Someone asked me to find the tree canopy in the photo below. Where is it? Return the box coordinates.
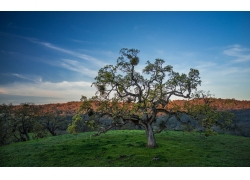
[0,102,69,145]
[68,48,233,148]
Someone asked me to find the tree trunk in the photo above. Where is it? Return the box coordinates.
[47,128,56,136]
[146,124,157,148]
[24,130,30,141]
[21,121,30,141]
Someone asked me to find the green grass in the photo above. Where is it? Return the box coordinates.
[1,130,250,167]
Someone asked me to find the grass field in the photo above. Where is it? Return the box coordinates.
[1,130,250,167]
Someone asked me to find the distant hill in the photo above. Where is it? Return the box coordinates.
[166,98,250,110]
[33,98,250,115]
[37,101,83,115]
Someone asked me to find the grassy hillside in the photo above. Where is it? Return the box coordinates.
[1,130,250,167]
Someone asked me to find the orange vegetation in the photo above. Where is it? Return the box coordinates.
[11,99,250,115]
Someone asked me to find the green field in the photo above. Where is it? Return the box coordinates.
[1,130,250,167]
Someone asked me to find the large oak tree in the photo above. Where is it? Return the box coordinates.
[69,48,233,148]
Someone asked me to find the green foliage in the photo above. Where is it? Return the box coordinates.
[130,57,139,66]
[182,91,235,136]
[67,114,83,134]
[79,99,93,113]
[32,122,48,139]
[0,104,14,145]
[118,48,140,66]
[39,109,68,136]
[85,119,96,130]
[80,95,87,101]
[0,102,71,145]
[9,103,39,142]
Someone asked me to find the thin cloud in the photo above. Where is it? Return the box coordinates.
[0,80,94,104]
[219,66,250,76]
[0,88,7,94]
[4,73,42,83]
[0,50,21,56]
[219,67,241,76]
[2,32,39,42]
[70,39,86,43]
[223,44,250,62]
[195,61,217,70]
[155,49,165,55]
[32,40,106,67]
[0,32,106,67]
[70,38,106,45]
[59,59,98,77]
[196,61,249,79]
[79,49,116,58]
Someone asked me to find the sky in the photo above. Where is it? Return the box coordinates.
[0,11,250,105]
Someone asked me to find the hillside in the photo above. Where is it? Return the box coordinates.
[38,101,82,115]
[15,98,250,115]
[3,98,250,139]
[1,130,250,167]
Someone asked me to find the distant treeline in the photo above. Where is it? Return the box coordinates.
[1,99,250,146]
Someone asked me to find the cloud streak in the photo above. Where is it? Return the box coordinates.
[223,44,250,62]
[70,38,106,45]
[4,73,43,83]
[32,40,106,67]
[0,32,107,67]
[194,61,217,70]
[59,59,97,77]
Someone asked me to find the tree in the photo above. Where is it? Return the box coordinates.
[181,91,234,135]
[0,104,14,145]
[38,106,68,136]
[0,103,42,144]
[68,48,233,148]
[10,103,39,142]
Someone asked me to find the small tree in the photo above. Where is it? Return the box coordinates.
[69,48,233,148]
[38,106,68,136]
[11,103,39,141]
[0,103,42,144]
[32,121,48,139]
[0,104,14,145]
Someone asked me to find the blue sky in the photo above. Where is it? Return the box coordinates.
[0,11,250,104]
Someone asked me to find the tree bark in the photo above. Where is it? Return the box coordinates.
[24,130,30,141]
[145,124,157,148]
[47,127,56,136]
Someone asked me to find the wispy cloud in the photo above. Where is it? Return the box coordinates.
[219,66,250,76]
[195,61,217,70]
[70,39,87,43]
[70,38,105,45]
[0,32,107,67]
[0,50,21,56]
[223,44,250,62]
[59,59,97,77]
[4,73,42,83]
[35,41,106,67]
